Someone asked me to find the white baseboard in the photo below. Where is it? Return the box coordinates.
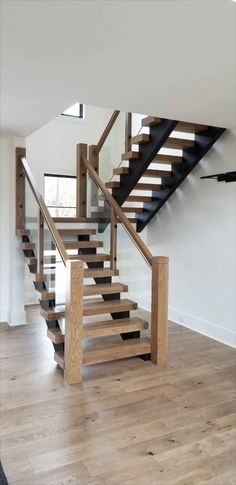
[128,292,236,349]
[7,309,27,326]
[169,307,236,348]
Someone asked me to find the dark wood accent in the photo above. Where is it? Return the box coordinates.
[94,110,120,155]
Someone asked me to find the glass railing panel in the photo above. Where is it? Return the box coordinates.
[99,111,126,184]
[25,177,39,251]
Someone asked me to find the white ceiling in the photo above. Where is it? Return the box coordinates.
[1,0,235,137]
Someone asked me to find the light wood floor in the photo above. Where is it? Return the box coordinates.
[0,306,236,485]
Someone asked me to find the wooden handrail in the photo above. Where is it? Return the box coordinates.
[82,157,153,267]
[94,110,120,155]
[21,157,69,265]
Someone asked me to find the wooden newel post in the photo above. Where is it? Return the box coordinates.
[89,145,99,208]
[37,210,44,274]
[76,143,88,218]
[64,260,84,384]
[16,147,26,232]
[151,256,169,366]
[125,113,132,152]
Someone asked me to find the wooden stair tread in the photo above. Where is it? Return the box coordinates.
[113,167,129,175]
[131,134,150,145]
[58,229,96,236]
[64,241,103,249]
[83,337,151,365]
[41,307,65,321]
[16,229,30,236]
[25,256,37,265]
[143,170,172,178]
[154,154,182,164]
[83,317,148,339]
[69,254,111,262]
[36,289,55,300]
[105,181,120,189]
[121,151,139,161]
[175,121,208,134]
[142,116,162,127]
[164,137,195,150]
[48,317,148,343]
[21,242,35,250]
[47,328,64,344]
[135,183,161,191]
[122,207,143,213]
[53,217,101,223]
[83,283,128,296]
[126,195,153,202]
[83,298,137,316]
[84,268,119,278]
[54,337,151,368]
[41,298,137,320]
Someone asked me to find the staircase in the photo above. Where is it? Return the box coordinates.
[105,116,225,232]
[18,224,150,375]
[16,108,223,385]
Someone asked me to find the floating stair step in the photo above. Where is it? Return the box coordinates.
[175,121,208,134]
[143,170,172,178]
[142,116,162,127]
[34,268,119,282]
[83,317,148,339]
[84,268,119,278]
[83,283,128,297]
[131,134,150,145]
[135,183,162,191]
[83,337,151,365]
[54,337,151,369]
[105,181,120,189]
[53,217,101,223]
[21,242,35,250]
[36,289,55,300]
[47,328,64,344]
[113,167,129,175]
[42,298,137,320]
[126,195,153,203]
[121,151,139,161]
[16,229,30,236]
[83,298,137,316]
[41,307,65,321]
[32,270,55,282]
[25,256,37,266]
[154,154,182,164]
[58,229,96,236]
[127,218,138,223]
[163,137,195,150]
[64,241,103,250]
[122,207,143,213]
[69,254,111,262]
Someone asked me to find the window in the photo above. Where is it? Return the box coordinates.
[44,174,76,217]
[61,102,84,119]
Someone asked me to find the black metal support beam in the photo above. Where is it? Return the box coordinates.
[112,119,178,206]
[136,126,226,232]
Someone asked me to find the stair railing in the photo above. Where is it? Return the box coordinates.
[80,148,169,366]
[16,148,84,384]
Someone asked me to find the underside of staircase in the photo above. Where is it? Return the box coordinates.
[105,116,225,232]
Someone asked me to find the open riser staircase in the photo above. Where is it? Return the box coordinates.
[103,116,225,232]
[18,226,151,371]
[15,110,225,384]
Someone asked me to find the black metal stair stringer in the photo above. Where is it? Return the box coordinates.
[136,126,226,232]
[112,119,178,207]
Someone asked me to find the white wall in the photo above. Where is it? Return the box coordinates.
[139,130,235,347]
[26,105,122,190]
[0,136,27,325]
